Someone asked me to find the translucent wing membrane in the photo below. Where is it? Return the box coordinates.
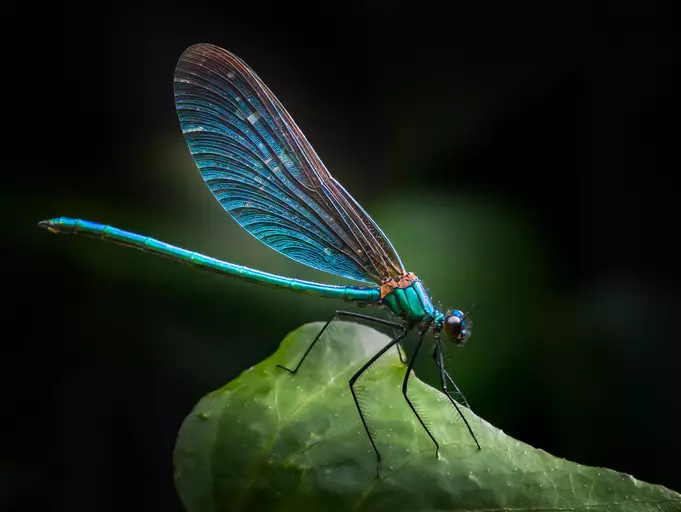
[174,44,405,284]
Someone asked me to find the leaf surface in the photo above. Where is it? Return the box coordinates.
[174,321,680,511]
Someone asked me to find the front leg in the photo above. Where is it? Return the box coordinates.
[434,335,481,450]
[431,344,471,408]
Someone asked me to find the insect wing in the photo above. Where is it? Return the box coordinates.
[174,44,405,283]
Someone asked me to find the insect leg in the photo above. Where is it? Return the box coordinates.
[349,324,410,477]
[384,310,407,364]
[277,311,405,374]
[396,343,407,365]
[434,335,481,450]
[430,345,471,408]
[402,330,441,457]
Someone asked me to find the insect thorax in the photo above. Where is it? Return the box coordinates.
[380,273,437,324]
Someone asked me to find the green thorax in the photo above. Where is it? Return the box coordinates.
[381,275,438,324]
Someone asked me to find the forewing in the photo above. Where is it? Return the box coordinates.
[174,44,405,284]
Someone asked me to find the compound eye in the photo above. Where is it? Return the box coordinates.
[443,314,462,341]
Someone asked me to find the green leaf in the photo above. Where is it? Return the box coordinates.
[174,322,680,512]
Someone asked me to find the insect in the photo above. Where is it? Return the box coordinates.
[39,43,480,475]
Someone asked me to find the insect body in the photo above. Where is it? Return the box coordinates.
[40,44,480,475]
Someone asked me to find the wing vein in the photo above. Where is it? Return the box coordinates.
[174,44,405,283]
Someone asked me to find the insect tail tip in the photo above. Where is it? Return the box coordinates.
[38,219,60,234]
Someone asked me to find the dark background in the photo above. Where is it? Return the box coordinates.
[4,1,678,511]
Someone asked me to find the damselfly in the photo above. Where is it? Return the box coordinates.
[39,44,480,475]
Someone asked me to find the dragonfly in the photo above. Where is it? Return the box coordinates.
[39,43,480,475]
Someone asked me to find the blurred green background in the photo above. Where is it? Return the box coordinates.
[4,1,679,511]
